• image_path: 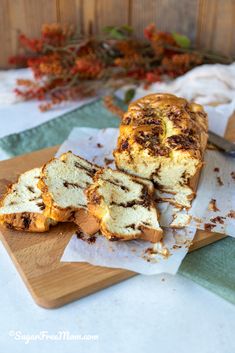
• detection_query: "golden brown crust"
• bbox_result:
[0,212,55,232]
[116,93,207,158]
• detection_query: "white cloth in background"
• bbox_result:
[132,63,235,105]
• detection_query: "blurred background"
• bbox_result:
[1,0,235,68]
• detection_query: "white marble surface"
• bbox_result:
[0,69,235,352]
[0,241,235,353]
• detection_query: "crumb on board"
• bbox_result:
[172,229,192,248]
[208,198,220,212]
[145,247,157,255]
[76,230,97,244]
[97,143,103,148]
[231,171,235,180]
[227,210,235,219]
[142,243,171,262]
[214,167,220,172]
[193,216,202,224]
[170,213,191,228]
[104,157,114,166]
[216,176,224,186]
[210,216,225,224]
[204,223,216,231]
[172,244,182,249]
[142,255,159,263]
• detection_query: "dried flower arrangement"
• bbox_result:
[9,23,232,112]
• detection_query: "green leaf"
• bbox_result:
[102,25,133,39]
[120,25,133,34]
[124,88,136,104]
[109,28,126,39]
[103,26,115,34]
[172,32,191,48]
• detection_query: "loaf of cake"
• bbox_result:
[114,93,208,208]
[0,168,56,232]
[38,151,100,234]
[86,168,163,242]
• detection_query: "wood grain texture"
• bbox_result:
[0,0,11,68]
[0,0,57,68]
[82,0,129,35]
[196,0,235,57]
[1,0,235,68]
[57,0,82,34]
[131,0,198,39]
[0,145,227,308]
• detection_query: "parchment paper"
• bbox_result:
[58,127,234,274]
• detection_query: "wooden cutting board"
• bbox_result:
[0,145,229,308]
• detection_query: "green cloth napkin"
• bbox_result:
[1,98,234,304]
[0,99,122,158]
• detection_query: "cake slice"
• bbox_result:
[38,151,100,234]
[0,168,56,232]
[86,168,163,242]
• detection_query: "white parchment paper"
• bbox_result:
[159,151,235,237]
[57,128,196,274]
[58,126,234,274]
[61,227,196,275]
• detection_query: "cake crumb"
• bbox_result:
[104,157,114,166]
[227,210,235,219]
[172,244,182,249]
[216,176,223,186]
[193,216,202,224]
[210,216,225,224]
[170,213,191,228]
[76,230,97,244]
[208,198,220,212]
[204,223,216,231]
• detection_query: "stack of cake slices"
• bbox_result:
[0,151,162,242]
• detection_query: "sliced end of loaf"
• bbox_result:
[0,168,55,232]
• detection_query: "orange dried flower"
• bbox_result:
[9,22,218,111]
[41,23,73,46]
[103,95,124,118]
[162,53,202,76]
[74,55,104,78]
[19,34,43,52]
[114,53,142,68]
